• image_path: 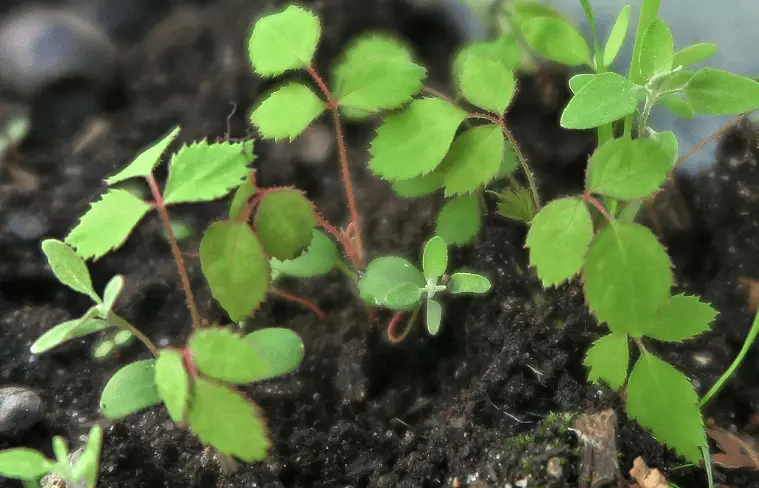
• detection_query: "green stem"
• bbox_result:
[332,256,358,283]
[624,0,661,137]
[637,98,654,138]
[109,312,159,357]
[699,309,759,408]
[702,445,714,488]
[579,0,602,71]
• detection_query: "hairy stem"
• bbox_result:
[314,212,361,270]
[272,289,326,320]
[109,312,159,357]
[583,193,612,222]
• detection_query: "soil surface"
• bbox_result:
[2,1,759,487]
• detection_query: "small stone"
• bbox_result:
[546,457,562,479]
[0,386,44,436]
[690,350,714,368]
[4,211,48,240]
[293,123,334,166]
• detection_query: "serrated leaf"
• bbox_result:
[526,198,593,287]
[391,171,444,198]
[626,353,707,463]
[0,449,53,480]
[244,328,304,379]
[98,274,124,317]
[255,190,316,261]
[369,98,467,180]
[457,46,516,114]
[643,294,717,342]
[189,328,271,384]
[441,124,504,196]
[30,314,110,354]
[603,5,631,67]
[423,236,448,280]
[251,83,326,141]
[453,36,520,91]
[568,73,595,94]
[561,72,642,129]
[187,378,270,461]
[333,35,425,112]
[586,137,673,200]
[163,140,254,204]
[358,256,426,308]
[100,359,160,419]
[684,68,759,115]
[583,222,672,336]
[200,221,269,321]
[270,229,337,279]
[494,187,534,223]
[41,239,99,302]
[229,176,256,220]
[248,5,320,77]
[105,126,180,185]
[155,349,190,423]
[436,194,482,246]
[638,18,673,80]
[426,299,442,335]
[584,332,629,390]
[448,273,491,294]
[384,282,424,311]
[66,189,152,260]
[659,93,695,119]
[521,17,591,67]
[672,43,717,69]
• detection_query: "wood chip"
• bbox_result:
[708,425,759,470]
[574,409,622,488]
[629,457,668,488]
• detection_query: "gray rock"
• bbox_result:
[3,211,48,241]
[0,386,44,436]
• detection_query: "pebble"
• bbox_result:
[293,124,335,166]
[70,0,171,42]
[3,211,48,241]
[690,349,714,368]
[0,386,44,436]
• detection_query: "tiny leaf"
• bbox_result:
[638,18,673,80]
[684,68,759,115]
[672,43,717,69]
[457,46,516,114]
[66,190,152,260]
[391,171,444,198]
[358,257,426,308]
[603,5,631,67]
[189,328,271,384]
[163,140,254,204]
[229,176,256,220]
[254,189,316,261]
[659,93,695,119]
[244,328,304,379]
[584,332,629,390]
[73,425,102,488]
[422,236,448,280]
[155,349,190,423]
[441,124,505,196]
[251,83,326,141]
[248,5,320,77]
[643,294,717,342]
[526,198,593,287]
[448,273,491,294]
[98,274,124,317]
[384,282,424,311]
[435,194,482,246]
[105,126,180,185]
[568,73,595,94]
[100,359,160,419]
[561,72,642,129]
[426,299,443,335]
[270,229,338,279]
[41,239,99,302]
[0,449,53,480]
[30,315,110,355]
[494,187,534,224]
[521,17,591,66]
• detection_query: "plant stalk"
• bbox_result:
[271,288,325,320]
[109,312,159,357]
[624,0,661,137]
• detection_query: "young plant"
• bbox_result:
[358,236,491,341]
[0,425,102,487]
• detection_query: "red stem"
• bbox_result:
[314,212,361,269]
[272,289,326,320]
[386,312,408,343]
[583,193,613,222]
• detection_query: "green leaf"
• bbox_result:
[422,236,448,280]
[384,282,424,311]
[66,189,152,260]
[391,171,443,198]
[0,449,53,480]
[72,425,102,488]
[229,176,256,220]
[526,198,593,287]
[586,137,674,200]
[163,140,254,204]
[358,256,426,308]
[436,195,482,246]
[448,273,491,294]
[568,73,595,94]
[626,353,706,464]
[98,274,124,317]
[521,17,591,66]
[658,93,695,119]
[650,130,679,167]
[643,294,717,342]
[200,221,269,322]
[494,187,534,224]
[189,328,271,384]
[248,5,320,77]
[583,222,672,336]
[251,83,326,141]
[456,46,516,114]
[105,126,180,185]
[672,43,717,68]
[659,70,696,93]
[270,229,337,279]
[30,315,110,354]
[441,124,504,196]
[603,5,631,67]
[498,141,519,177]
[244,328,304,379]
[426,299,442,335]
[638,18,673,80]
[453,36,521,89]
[41,239,99,302]
[100,359,160,419]
[255,189,316,261]
[561,72,642,129]
[155,349,190,423]
[187,378,270,462]
[369,98,467,180]
[584,332,629,390]
[684,68,759,115]
[333,35,425,112]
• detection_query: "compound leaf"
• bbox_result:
[187,378,270,462]
[270,229,337,280]
[561,72,642,129]
[41,239,98,302]
[358,256,426,308]
[30,314,110,355]
[638,18,673,80]
[422,236,448,280]
[448,273,491,294]
[583,222,672,336]
[163,140,254,204]
[66,189,152,260]
[369,98,467,180]
[155,349,190,423]
[603,5,631,67]
[0,449,53,480]
[255,189,316,261]
[189,328,270,384]
[526,198,593,287]
[436,194,482,246]
[643,294,717,342]
[584,332,629,390]
[426,298,443,335]
[384,282,424,311]
[441,124,504,196]
[248,5,320,77]
[684,68,759,115]
[626,352,706,464]
[199,220,269,322]
[244,328,304,379]
[457,47,516,114]
[672,43,717,69]
[105,126,180,185]
[391,171,444,198]
[333,35,425,112]
[521,17,591,67]
[251,83,325,141]
[100,359,160,419]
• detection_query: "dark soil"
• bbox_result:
[2,0,759,487]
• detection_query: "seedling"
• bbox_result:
[0,425,102,487]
